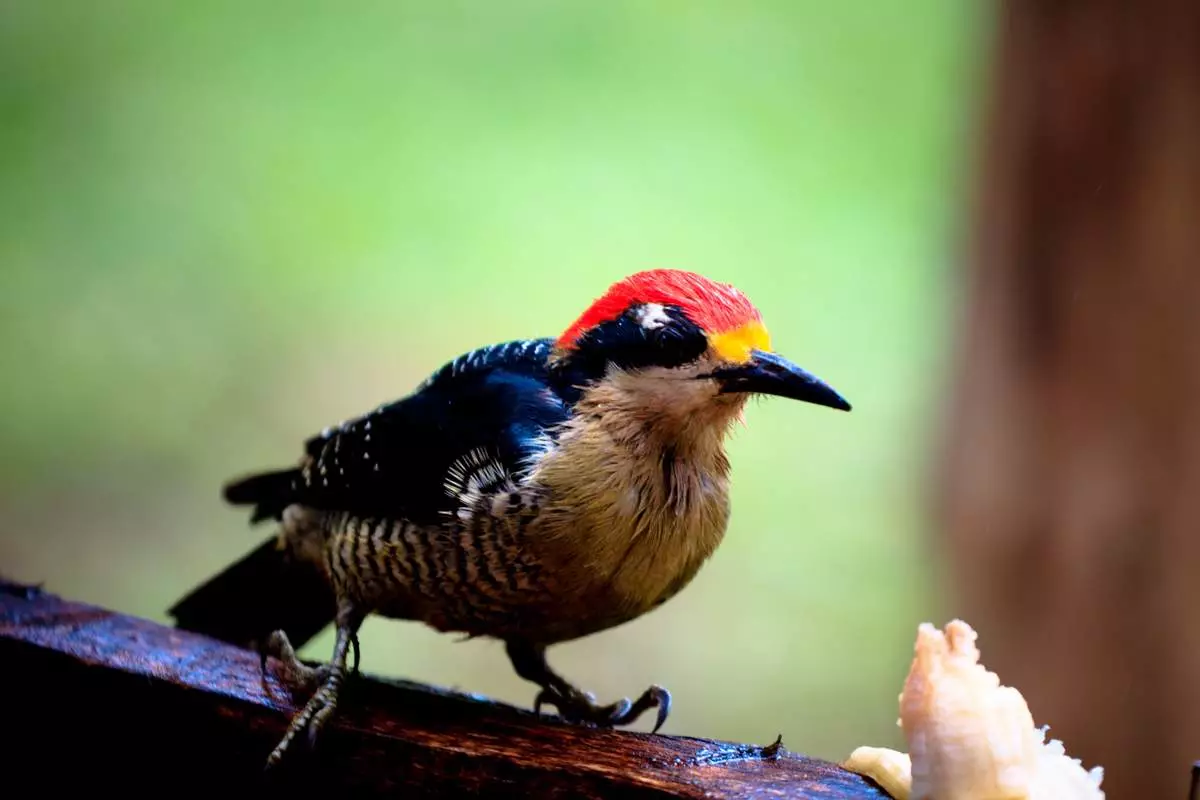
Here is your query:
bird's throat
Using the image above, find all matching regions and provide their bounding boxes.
[526,398,734,628]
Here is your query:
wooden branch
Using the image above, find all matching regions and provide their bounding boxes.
[0,578,891,798]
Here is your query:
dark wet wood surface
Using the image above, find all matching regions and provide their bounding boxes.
[0,578,893,798]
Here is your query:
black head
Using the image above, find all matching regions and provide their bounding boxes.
[549,270,851,413]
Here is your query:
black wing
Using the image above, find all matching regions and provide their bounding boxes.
[224,338,568,527]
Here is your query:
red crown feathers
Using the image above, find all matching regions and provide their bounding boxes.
[556,269,762,350]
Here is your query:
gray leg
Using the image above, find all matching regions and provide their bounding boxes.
[264,606,363,768]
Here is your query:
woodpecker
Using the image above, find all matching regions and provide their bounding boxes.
[168,268,850,768]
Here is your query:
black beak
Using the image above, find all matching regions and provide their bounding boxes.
[709,349,851,411]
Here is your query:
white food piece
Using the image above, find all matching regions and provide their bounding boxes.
[901,619,1039,798]
[844,745,912,799]
[843,619,1105,800]
[1028,726,1107,800]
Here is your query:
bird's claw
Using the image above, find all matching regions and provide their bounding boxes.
[259,629,330,693]
[265,670,345,770]
[258,622,361,771]
[619,684,671,733]
[534,683,671,733]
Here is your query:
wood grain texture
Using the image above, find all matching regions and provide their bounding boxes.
[0,578,892,798]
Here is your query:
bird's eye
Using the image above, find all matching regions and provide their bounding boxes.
[620,303,708,368]
[559,303,709,382]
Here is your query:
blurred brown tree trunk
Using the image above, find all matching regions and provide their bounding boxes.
[936,1,1200,799]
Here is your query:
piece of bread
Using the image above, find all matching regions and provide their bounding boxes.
[843,619,1105,799]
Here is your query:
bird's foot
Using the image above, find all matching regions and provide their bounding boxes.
[265,664,347,769]
[259,629,360,694]
[260,629,330,693]
[256,610,364,770]
[534,683,671,733]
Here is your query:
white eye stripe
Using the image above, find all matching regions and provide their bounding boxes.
[635,303,672,330]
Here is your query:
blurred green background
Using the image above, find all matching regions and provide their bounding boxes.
[1,1,987,760]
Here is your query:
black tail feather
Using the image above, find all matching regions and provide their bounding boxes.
[167,535,335,653]
[223,468,298,523]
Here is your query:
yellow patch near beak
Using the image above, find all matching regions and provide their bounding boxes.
[707,320,772,364]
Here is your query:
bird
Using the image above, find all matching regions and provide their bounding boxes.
[167,267,851,769]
